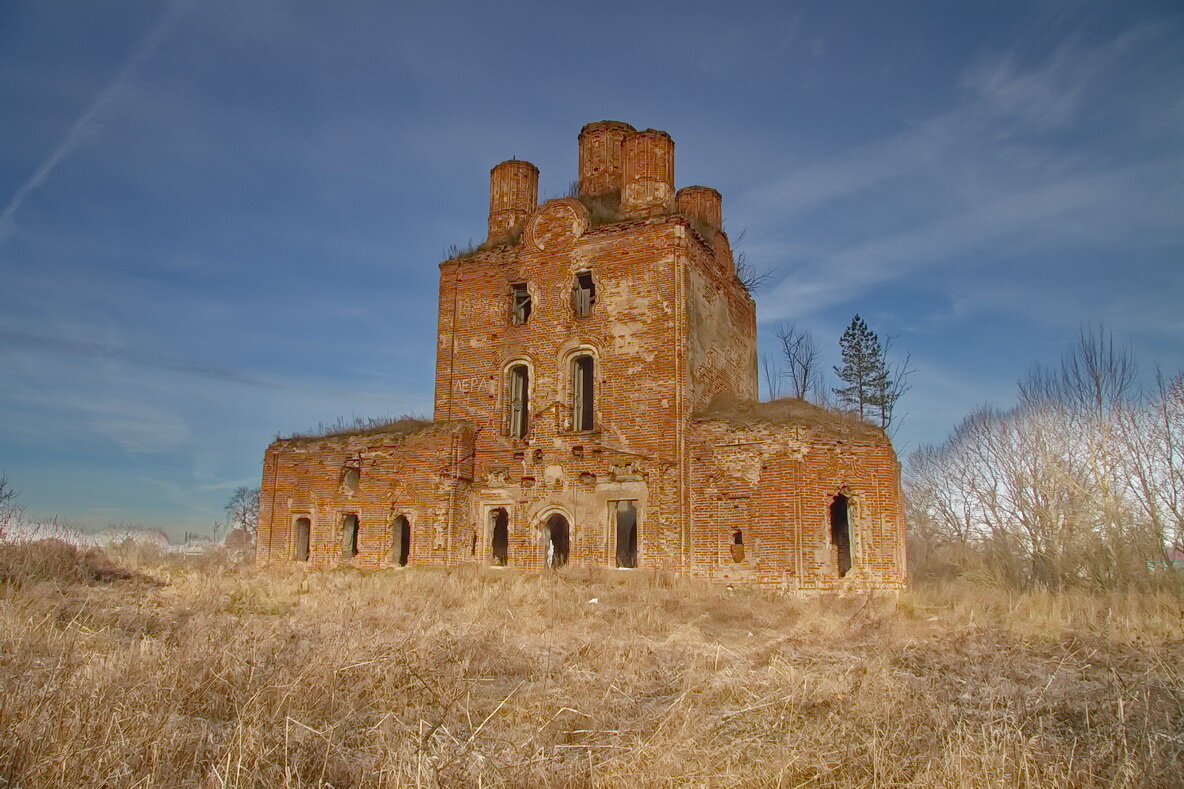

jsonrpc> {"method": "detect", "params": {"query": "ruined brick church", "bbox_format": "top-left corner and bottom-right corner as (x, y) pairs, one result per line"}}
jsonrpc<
(255, 121), (906, 590)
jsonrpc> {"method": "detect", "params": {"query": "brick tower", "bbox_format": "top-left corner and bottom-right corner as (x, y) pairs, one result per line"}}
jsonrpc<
(256, 122), (906, 591)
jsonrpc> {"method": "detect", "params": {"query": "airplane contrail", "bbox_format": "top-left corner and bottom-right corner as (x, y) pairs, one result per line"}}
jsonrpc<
(0, 1), (190, 244)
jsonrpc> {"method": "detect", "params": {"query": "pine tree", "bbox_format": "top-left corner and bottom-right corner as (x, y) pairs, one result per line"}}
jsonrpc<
(833, 314), (889, 422)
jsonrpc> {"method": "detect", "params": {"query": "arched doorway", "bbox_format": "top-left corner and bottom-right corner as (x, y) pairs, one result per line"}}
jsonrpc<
(543, 513), (570, 568)
(294, 517), (310, 562)
(392, 515), (410, 566)
(490, 508), (509, 566)
(830, 494), (852, 577)
(615, 501), (637, 568)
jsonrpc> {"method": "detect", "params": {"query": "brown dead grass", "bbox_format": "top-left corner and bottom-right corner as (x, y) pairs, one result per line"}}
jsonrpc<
(0, 548), (1181, 787)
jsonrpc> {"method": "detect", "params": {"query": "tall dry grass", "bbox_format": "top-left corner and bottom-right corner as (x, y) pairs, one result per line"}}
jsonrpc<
(1, 541), (1181, 787)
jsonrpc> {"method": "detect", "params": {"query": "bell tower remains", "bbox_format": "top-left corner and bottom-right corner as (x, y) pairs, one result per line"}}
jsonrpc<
(256, 121), (907, 591)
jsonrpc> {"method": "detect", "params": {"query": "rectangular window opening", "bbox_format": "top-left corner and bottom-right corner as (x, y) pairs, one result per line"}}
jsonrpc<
(511, 283), (531, 325)
(572, 272), (595, 317)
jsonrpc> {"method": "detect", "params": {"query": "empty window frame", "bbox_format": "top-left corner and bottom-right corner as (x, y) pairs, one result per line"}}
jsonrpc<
(571, 354), (594, 431)
(294, 517), (311, 562)
(614, 501), (638, 568)
(490, 507), (509, 566)
(511, 283), (532, 325)
(730, 530), (745, 563)
(830, 494), (852, 577)
(392, 514), (410, 566)
(508, 364), (530, 438)
(571, 271), (595, 317)
(341, 513), (359, 559)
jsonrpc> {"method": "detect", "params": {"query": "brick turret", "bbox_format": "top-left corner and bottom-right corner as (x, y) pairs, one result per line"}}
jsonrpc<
(577, 120), (635, 199)
(676, 186), (722, 232)
(487, 159), (538, 244)
(620, 129), (675, 218)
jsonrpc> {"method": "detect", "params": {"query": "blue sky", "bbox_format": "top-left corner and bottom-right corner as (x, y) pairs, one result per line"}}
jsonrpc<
(1, 0), (1181, 540)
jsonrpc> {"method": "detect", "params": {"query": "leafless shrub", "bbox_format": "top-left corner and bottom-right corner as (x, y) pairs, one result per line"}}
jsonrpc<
(907, 326), (1184, 591)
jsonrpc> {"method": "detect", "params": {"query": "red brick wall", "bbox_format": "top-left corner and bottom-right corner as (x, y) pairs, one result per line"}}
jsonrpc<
(257, 422), (473, 569)
(689, 419), (906, 590)
(257, 120), (906, 589)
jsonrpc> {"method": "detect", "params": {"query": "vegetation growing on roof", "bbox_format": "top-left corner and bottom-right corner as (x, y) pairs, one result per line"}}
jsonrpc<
(695, 393), (883, 439)
(280, 415), (432, 443)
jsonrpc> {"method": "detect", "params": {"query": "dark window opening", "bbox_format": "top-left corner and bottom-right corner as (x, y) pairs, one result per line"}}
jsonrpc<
(342, 466), (360, 492)
(490, 508), (509, 566)
(544, 514), (570, 569)
(392, 515), (410, 566)
(508, 365), (529, 438)
(511, 283), (532, 325)
(830, 494), (851, 577)
(730, 530), (745, 563)
(341, 514), (359, 560)
(572, 355), (594, 431)
(294, 517), (310, 562)
(572, 271), (596, 316)
(615, 501), (638, 568)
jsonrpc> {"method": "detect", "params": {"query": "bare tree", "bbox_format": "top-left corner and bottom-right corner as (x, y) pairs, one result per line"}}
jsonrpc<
(879, 335), (915, 434)
(775, 321), (820, 400)
(0, 473), (17, 540)
(760, 354), (782, 399)
(906, 325), (1180, 590)
(731, 231), (776, 293)
(225, 487), (260, 537)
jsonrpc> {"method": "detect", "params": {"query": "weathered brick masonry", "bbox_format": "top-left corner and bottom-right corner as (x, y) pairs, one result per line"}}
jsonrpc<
(256, 121), (906, 590)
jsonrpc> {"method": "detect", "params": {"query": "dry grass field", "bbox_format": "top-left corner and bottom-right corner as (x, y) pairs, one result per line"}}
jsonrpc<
(1, 541), (1182, 787)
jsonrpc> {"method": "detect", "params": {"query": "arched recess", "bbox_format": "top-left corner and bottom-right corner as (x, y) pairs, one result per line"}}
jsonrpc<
(293, 517), (311, 562)
(391, 514), (410, 566)
(489, 507), (510, 566)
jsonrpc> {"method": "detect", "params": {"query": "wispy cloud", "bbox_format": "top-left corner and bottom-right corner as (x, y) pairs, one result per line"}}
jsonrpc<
(0, 327), (283, 390)
(747, 23), (1182, 324)
(0, 1), (190, 244)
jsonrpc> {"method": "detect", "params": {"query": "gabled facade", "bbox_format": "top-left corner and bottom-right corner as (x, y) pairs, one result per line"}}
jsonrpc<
(256, 121), (906, 590)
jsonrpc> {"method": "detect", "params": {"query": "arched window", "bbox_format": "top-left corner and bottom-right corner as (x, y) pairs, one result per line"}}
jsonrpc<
(571, 354), (594, 431)
(392, 515), (410, 566)
(830, 494), (851, 577)
(508, 364), (529, 438)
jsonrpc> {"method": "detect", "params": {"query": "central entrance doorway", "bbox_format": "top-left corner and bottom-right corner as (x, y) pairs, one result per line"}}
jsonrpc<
(543, 513), (570, 568)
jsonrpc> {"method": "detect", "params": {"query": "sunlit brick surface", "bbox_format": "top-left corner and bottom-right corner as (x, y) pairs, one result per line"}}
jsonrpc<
(257, 122), (906, 590)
